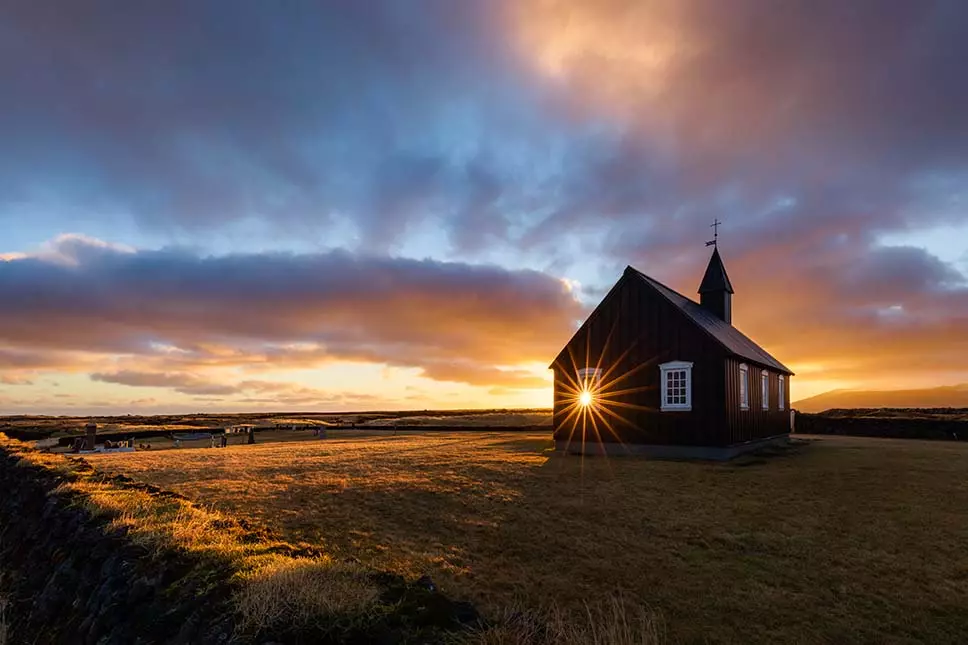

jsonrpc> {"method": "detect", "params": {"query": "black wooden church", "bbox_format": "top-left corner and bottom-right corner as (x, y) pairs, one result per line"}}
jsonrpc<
(550, 245), (793, 459)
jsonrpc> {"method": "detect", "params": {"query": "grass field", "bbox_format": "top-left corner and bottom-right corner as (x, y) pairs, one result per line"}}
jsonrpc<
(88, 432), (968, 644)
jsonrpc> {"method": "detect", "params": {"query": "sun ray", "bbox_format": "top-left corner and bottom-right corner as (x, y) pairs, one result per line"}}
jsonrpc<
(595, 384), (657, 399)
(593, 381), (646, 405)
(553, 342), (666, 454)
(597, 354), (661, 393)
(596, 399), (657, 412)
(588, 404), (631, 448)
(552, 315), (678, 459)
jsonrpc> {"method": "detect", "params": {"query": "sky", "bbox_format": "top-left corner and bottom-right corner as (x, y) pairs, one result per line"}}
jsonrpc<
(2, 0), (968, 415)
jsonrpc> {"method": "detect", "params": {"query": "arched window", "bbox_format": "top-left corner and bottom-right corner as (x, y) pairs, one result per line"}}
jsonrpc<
(660, 361), (693, 411)
(739, 364), (749, 410)
(577, 367), (603, 389)
(761, 370), (770, 410)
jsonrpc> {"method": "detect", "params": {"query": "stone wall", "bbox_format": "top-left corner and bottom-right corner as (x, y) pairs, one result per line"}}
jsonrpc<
(794, 412), (968, 441)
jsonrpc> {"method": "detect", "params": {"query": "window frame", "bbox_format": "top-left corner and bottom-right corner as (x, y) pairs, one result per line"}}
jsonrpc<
(778, 375), (786, 411)
(739, 363), (749, 410)
(659, 361), (693, 412)
(761, 370), (770, 410)
(577, 367), (603, 389)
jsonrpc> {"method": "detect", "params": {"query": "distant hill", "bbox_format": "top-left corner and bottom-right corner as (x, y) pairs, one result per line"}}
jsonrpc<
(794, 384), (968, 413)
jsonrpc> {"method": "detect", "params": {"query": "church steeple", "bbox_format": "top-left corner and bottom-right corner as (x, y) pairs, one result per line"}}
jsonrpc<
(698, 246), (734, 324)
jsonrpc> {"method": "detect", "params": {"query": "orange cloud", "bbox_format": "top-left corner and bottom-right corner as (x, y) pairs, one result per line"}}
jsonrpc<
(0, 236), (585, 403)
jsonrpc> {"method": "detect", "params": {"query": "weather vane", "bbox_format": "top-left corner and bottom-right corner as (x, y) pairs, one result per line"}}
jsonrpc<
(706, 219), (721, 247)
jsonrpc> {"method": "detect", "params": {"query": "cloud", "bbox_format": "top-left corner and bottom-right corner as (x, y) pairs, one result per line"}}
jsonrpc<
(90, 371), (241, 396)
(419, 363), (550, 389)
(89, 370), (336, 404)
(0, 1), (548, 254)
(1, 236), (583, 394)
(689, 243), (968, 385)
(514, 0), (968, 164)
(0, 375), (33, 386)
(5, 2), (965, 263)
(2, 1), (967, 404)
(89, 369), (394, 408)
(0, 347), (97, 371)
(499, 0), (968, 391)
(503, 0), (968, 274)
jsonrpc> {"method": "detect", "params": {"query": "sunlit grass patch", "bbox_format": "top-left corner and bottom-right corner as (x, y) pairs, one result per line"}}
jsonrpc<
(236, 555), (380, 636)
(87, 431), (968, 644)
(51, 477), (249, 559)
(0, 434), (390, 640)
(366, 412), (551, 427)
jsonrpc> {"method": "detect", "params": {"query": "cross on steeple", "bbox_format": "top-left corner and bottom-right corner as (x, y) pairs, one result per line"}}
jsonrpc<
(705, 219), (722, 247)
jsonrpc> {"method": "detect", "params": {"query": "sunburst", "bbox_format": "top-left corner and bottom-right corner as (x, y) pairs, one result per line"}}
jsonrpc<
(553, 318), (660, 456)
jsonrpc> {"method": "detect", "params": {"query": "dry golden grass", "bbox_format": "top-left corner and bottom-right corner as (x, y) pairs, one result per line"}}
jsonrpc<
(0, 535), (6, 645)
(366, 412), (551, 427)
(89, 432), (968, 644)
(460, 597), (663, 645)
(0, 597), (7, 645)
(0, 572), (8, 645)
(236, 555), (380, 634)
(4, 439), (380, 640)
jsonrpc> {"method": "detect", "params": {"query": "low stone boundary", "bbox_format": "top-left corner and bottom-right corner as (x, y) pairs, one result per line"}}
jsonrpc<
(25, 424), (549, 448)
(794, 412), (968, 441)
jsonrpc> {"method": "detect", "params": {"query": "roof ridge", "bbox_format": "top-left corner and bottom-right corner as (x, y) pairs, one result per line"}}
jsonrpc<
(628, 266), (793, 375)
(626, 265), (698, 306)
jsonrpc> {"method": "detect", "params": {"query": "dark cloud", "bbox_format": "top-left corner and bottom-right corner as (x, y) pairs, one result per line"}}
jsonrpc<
(839, 246), (967, 300)
(516, 0), (968, 164)
(0, 1), (541, 252)
(512, 0), (968, 272)
(4, 1), (965, 257)
(0, 347), (92, 371)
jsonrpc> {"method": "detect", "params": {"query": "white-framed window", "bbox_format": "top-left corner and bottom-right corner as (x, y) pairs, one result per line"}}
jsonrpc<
(761, 370), (769, 410)
(739, 363), (749, 410)
(577, 367), (603, 388)
(660, 361), (693, 411)
(778, 375), (786, 411)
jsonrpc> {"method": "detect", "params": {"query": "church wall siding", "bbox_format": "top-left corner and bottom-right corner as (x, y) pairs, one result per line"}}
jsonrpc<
(724, 357), (791, 443)
(552, 272), (731, 448)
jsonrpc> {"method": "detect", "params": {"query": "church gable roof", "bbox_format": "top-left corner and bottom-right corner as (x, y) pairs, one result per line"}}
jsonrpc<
(629, 267), (792, 375)
(698, 247), (734, 294)
(550, 266), (793, 375)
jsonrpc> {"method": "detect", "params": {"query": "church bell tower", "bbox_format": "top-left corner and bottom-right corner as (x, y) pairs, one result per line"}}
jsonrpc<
(698, 236), (734, 324)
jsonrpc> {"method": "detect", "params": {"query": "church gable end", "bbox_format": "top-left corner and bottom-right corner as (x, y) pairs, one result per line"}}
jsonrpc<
(551, 246), (793, 459)
(551, 267), (727, 448)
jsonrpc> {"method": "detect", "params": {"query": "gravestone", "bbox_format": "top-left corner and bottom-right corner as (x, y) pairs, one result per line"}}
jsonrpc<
(83, 423), (97, 451)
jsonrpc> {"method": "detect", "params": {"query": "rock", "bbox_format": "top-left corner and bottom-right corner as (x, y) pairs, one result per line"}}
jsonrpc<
(416, 575), (437, 592)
